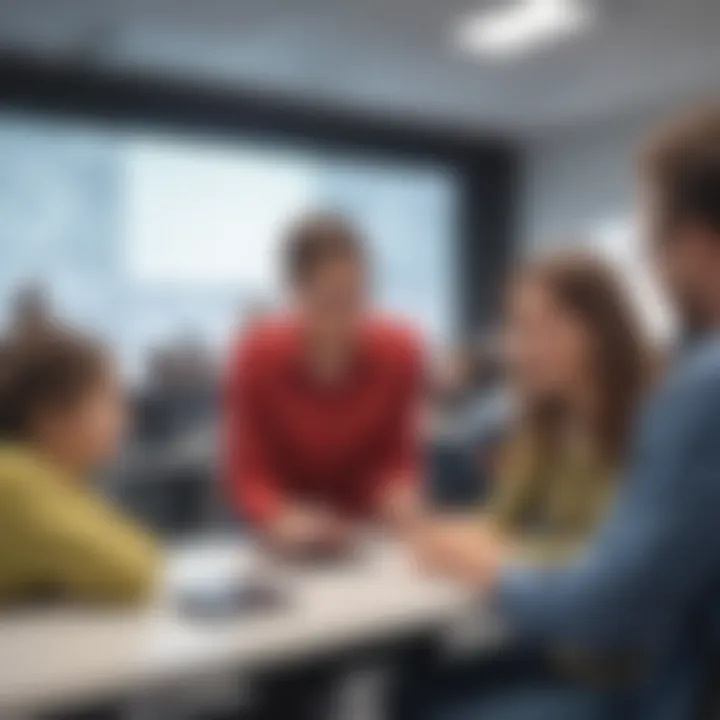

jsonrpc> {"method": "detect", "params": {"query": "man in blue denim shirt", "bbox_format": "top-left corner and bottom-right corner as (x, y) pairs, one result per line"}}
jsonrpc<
(431, 109), (720, 720)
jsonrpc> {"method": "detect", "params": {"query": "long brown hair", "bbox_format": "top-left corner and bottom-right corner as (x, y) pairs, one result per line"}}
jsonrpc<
(517, 251), (648, 461)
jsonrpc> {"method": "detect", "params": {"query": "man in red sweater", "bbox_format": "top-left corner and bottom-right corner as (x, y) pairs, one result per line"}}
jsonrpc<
(224, 213), (425, 555)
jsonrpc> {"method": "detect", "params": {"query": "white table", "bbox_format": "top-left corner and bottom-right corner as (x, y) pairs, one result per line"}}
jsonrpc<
(0, 538), (501, 717)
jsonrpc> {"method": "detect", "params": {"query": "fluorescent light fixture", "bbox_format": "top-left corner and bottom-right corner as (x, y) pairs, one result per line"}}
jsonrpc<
(456, 0), (594, 58)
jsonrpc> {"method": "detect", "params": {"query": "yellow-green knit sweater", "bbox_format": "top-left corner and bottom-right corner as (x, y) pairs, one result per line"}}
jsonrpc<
(0, 443), (159, 605)
(487, 433), (616, 562)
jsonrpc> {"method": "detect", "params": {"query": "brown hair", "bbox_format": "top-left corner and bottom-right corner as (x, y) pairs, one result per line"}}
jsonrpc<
(518, 251), (648, 460)
(284, 213), (365, 286)
(0, 330), (110, 441)
(642, 106), (720, 240)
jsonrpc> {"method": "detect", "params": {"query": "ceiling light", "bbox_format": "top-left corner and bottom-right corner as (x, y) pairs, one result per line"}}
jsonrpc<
(455, 0), (595, 58)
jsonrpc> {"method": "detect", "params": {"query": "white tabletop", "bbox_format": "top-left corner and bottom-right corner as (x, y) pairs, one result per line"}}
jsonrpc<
(0, 537), (498, 715)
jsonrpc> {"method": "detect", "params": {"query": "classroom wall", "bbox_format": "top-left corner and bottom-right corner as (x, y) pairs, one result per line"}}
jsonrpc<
(521, 90), (720, 251)
(522, 110), (650, 251)
(518, 99), (710, 340)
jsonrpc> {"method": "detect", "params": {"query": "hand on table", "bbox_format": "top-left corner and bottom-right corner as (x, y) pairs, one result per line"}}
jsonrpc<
(380, 483), (426, 536)
(411, 518), (508, 589)
(265, 505), (356, 560)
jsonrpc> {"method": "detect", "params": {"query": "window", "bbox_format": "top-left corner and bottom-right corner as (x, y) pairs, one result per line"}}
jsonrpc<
(0, 113), (459, 379)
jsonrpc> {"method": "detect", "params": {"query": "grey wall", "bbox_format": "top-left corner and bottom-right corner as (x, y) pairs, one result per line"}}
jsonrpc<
(520, 90), (720, 250)
(518, 100), (716, 340)
(522, 111), (651, 250)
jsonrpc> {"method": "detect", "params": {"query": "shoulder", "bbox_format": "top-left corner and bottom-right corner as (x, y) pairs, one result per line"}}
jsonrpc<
(365, 317), (424, 372)
(677, 337), (720, 384)
(0, 444), (42, 481)
(0, 444), (63, 503)
(228, 317), (298, 378)
(658, 339), (720, 410)
(643, 338), (720, 445)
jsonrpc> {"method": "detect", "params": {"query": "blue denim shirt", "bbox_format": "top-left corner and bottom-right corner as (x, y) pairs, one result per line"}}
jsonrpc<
(496, 335), (720, 718)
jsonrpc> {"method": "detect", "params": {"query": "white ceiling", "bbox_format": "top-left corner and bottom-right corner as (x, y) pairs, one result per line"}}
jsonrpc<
(1, 0), (719, 138)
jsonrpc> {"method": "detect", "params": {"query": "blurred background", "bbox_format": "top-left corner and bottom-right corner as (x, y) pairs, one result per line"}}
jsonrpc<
(0, 0), (715, 531)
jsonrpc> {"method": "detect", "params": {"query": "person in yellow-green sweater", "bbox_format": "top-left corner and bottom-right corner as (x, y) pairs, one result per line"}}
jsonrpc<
(415, 252), (650, 576)
(0, 329), (160, 605)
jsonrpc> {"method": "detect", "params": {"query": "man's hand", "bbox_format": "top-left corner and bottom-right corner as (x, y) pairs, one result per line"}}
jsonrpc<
(264, 505), (355, 559)
(411, 518), (508, 588)
(379, 483), (425, 535)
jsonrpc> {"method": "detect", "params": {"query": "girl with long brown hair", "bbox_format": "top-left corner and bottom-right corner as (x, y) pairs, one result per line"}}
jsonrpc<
(416, 250), (649, 572)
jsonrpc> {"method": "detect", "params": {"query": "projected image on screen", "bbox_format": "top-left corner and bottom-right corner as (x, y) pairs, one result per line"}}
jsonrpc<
(0, 114), (458, 379)
(123, 140), (314, 290)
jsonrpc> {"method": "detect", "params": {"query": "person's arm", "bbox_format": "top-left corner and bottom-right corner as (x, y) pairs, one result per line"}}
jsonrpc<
(224, 336), (351, 553)
(492, 370), (720, 653)
(14, 475), (160, 605)
(374, 338), (425, 531)
(224, 336), (286, 527)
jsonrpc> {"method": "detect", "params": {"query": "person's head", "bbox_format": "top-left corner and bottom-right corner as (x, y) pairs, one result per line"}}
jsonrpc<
(284, 213), (368, 348)
(507, 252), (647, 458)
(0, 331), (126, 476)
(642, 107), (720, 333)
